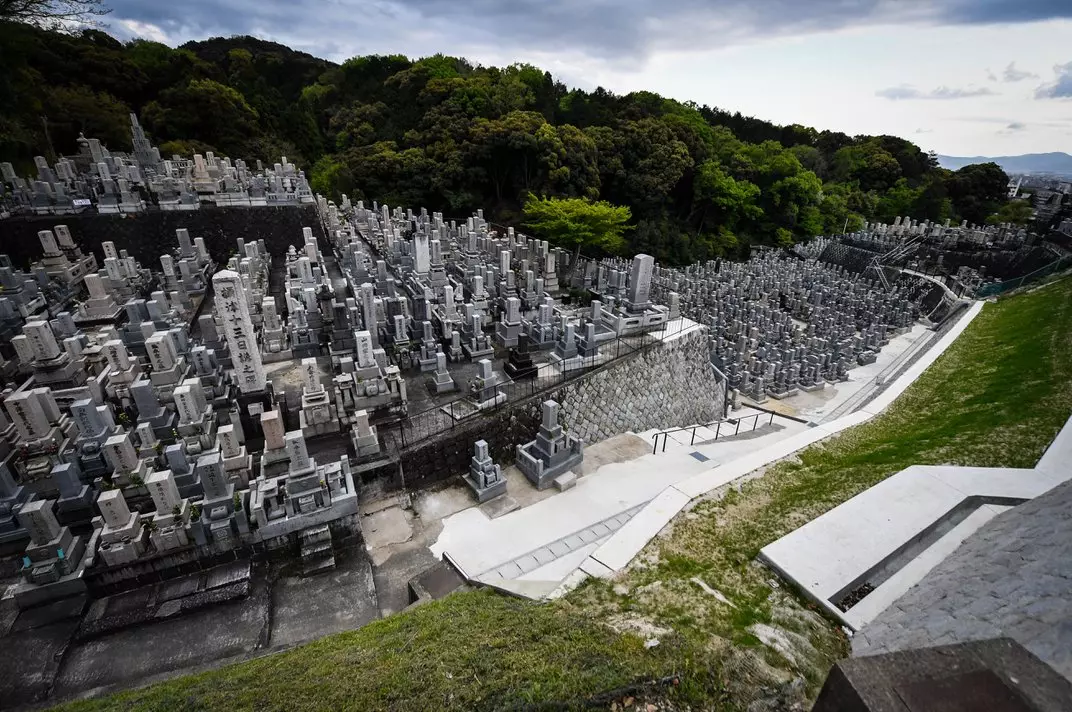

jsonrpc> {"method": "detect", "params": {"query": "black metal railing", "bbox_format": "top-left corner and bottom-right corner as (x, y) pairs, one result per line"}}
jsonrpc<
(650, 411), (775, 454)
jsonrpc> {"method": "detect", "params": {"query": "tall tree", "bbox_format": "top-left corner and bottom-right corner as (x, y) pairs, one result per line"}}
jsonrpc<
(522, 194), (631, 268)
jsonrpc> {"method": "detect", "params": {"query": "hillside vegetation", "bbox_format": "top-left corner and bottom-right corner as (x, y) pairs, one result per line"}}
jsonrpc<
(0, 23), (1021, 264)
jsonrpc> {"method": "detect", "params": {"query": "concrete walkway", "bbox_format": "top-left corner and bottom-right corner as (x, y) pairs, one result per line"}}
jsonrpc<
(430, 408), (807, 581)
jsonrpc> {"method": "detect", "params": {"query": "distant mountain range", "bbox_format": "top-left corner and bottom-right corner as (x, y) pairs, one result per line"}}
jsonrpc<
(936, 152), (1072, 177)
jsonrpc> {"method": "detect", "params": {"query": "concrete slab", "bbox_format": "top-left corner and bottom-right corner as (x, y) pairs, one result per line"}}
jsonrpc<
(1036, 414), (1072, 476)
(10, 595), (87, 632)
(480, 495), (520, 519)
(205, 560), (251, 590)
(589, 487), (692, 572)
(0, 618), (80, 707)
(518, 541), (602, 583)
(156, 573), (201, 603)
(844, 504), (1012, 629)
(270, 547), (379, 648)
(412, 486), (474, 523)
(363, 506), (413, 550)
(52, 574), (269, 698)
(579, 557), (613, 578)
(484, 578), (562, 599)
(759, 463), (1065, 628)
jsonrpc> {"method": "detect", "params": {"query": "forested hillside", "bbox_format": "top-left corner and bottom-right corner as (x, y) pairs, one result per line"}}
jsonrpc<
(0, 23), (1015, 264)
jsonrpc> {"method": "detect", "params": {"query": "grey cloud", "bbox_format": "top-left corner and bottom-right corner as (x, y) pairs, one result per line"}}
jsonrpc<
(103, 0), (1072, 64)
(986, 68), (997, 82)
(877, 84), (997, 100)
(1006, 122), (1026, 130)
(1035, 62), (1072, 99)
(1003, 62), (1038, 82)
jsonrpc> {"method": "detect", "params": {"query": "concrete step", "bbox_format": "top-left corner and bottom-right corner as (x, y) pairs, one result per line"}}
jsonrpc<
(302, 550), (337, 576)
(301, 541), (333, 558)
(300, 524), (331, 544)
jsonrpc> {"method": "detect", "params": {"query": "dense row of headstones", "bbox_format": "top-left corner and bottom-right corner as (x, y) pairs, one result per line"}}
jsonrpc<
(1, 113), (315, 216)
(645, 250), (921, 402)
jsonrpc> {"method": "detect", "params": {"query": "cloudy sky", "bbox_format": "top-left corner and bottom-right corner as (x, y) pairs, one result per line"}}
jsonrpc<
(108, 0), (1072, 157)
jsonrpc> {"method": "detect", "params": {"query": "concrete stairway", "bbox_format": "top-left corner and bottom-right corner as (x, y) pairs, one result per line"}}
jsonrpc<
(300, 525), (336, 576)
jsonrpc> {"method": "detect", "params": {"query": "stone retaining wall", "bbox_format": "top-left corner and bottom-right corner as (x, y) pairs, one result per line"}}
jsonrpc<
(396, 328), (724, 489)
(555, 329), (725, 445)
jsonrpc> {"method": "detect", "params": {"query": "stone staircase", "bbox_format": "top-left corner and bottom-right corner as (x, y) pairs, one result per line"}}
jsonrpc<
(299, 524), (336, 576)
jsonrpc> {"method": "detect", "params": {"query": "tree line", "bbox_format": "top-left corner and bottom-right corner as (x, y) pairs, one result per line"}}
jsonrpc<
(0, 23), (1017, 265)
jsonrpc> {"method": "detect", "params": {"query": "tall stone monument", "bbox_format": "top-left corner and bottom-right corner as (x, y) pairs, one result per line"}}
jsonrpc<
(213, 269), (271, 437)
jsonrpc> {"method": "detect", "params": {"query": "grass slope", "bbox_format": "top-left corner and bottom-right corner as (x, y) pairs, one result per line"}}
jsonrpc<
(56, 278), (1072, 711)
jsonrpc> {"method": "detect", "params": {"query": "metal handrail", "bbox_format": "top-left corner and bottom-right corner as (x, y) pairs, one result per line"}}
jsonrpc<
(650, 411), (774, 454)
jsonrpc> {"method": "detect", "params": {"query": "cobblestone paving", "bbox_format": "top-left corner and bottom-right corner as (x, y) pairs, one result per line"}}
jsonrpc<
(853, 479), (1072, 681)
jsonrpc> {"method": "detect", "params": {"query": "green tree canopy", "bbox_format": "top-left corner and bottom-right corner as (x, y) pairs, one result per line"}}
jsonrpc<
(522, 195), (631, 259)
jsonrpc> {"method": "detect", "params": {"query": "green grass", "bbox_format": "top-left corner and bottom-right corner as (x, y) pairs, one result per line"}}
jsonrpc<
(55, 278), (1072, 712)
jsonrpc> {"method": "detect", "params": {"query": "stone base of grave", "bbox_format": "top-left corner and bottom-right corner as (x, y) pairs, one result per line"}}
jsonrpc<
(141, 412), (179, 441)
(235, 388), (273, 441)
(470, 391), (507, 411)
(177, 410), (216, 439)
(857, 351), (877, 365)
(300, 412), (340, 439)
(463, 344), (495, 361)
(767, 387), (798, 400)
(464, 473), (507, 503)
(504, 352), (538, 380)
(291, 343), (321, 359)
(516, 445), (583, 491)
(479, 494), (520, 519)
(554, 472), (577, 491)
(494, 322), (521, 349)
(57, 485), (96, 514)
(418, 355), (438, 373)
(12, 530), (96, 611)
(262, 348), (294, 363)
(351, 430), (380, 459)
(798, 381), (826, 392)
(224, 453), (253, 487)
(261, 446), (290, 467)
(427, 373), (457, 394)
(173, 471), (202, 499)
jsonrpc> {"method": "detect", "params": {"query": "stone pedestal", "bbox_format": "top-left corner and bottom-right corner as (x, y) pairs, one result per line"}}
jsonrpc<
(464, 439), (506, 503)
(516, 400), (583, 490)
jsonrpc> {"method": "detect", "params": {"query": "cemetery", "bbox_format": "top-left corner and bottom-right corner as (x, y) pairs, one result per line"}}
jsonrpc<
(0, 129), (1069, 710)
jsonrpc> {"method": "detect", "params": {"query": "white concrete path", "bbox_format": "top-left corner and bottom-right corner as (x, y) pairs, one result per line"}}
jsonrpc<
(430, 409), (807, 581)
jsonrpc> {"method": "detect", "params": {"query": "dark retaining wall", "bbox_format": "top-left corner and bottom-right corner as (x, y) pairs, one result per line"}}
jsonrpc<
(0, 205), (325, 268)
